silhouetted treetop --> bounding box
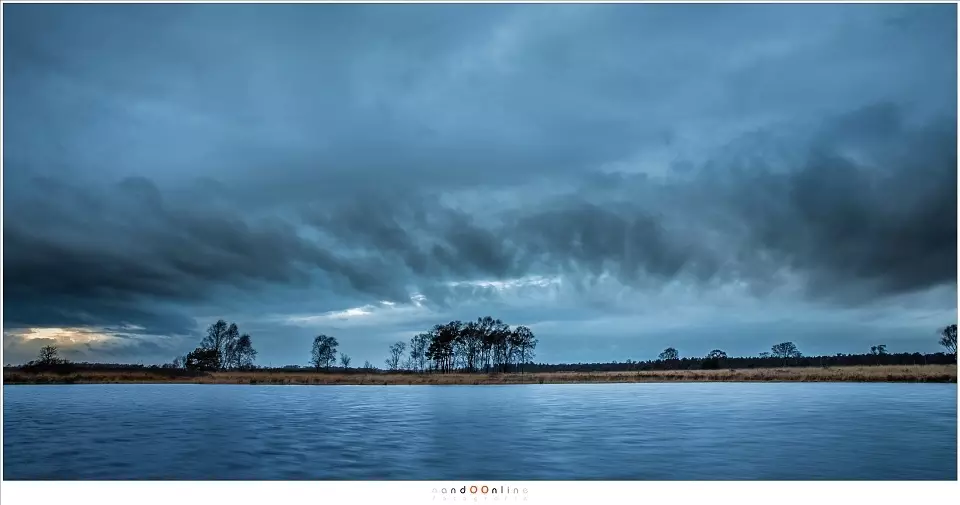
[940,324,957,359]
[311,334,339,370]
[658,347,679,361]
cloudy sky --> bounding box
[2,3,957,367]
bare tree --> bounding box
[474,317,495,371]
[225,334,258,369]
[491,320,512,373]
[940,324,957,359]
[221,324,241,369]
[386,341,406,371]
[509,326,538,374]
[339,353,352,368]
[408,333,430,372]
[426,322,460,373]
[771,342,801,365]
[200,320,239,370]
[310,335,339,371]
[459,322,482,372]
[37,345,63,365]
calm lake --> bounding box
[3,383,956,480]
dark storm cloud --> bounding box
[724,106,957,302]
[301,195,525,281]
[3,107,955,335]
[2,175,414,333]
[2,3,956,363]
[295,104,956,302]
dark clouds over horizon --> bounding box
[3,3,957,366]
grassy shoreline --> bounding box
[3,365,956,385]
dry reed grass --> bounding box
[4,365,955,385]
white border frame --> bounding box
[0,1,957,503]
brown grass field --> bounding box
[3,364,956,385]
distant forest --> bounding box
[11,321,957,375]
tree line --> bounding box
[301,323,953,373]
[524,328,957,373]
[16,322,956,374]
[521,351,957,373]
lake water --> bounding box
[2,383,956,480]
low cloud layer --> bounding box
[3,3,956,365]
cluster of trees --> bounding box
[389,317,538,373]
[173,320,258,371]
[306,317,538,374]
[306,334,372,371]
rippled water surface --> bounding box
[3,383,956,479]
